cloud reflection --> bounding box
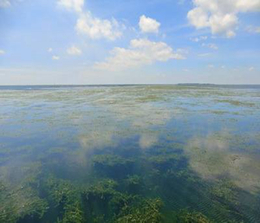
[185,132,260,193]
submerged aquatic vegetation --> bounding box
[91,155,134,179]
[81,179,163,223]
[215,99,255,107]
[172,209,212,223]
[124,175,143,194]
[147,154,185,172]
[0,166,48,223]
[56,202,84,223]
[82,179,128,222]
[0,85,260,222]
[116,198,163,223]
[210,180,239,206]
[0,183,48,223]
[185,132,260,193]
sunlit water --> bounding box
[0,85,260,223]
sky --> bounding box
[0,0,260,85]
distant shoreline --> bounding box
[0,84,260,91]
[0,84,260,87]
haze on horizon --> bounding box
[0,0,260,85]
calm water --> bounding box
[0,85,260,223]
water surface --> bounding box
[0,85,260,222]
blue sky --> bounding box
[0,0,260,85]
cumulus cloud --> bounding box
[0,0,11,7]
[187,0,260,38]
[52,55,60,60]
[48,48,53,53]
[139,15,161,33]
[0,49,5,55]
[246,25,260,33]
[202,43,218,50]
[58,0,123,41]
[190,36,208,42]
[94,38,185,71]
[58,0,84,12]
[76,12,123,40]
[67,46,82,55]
[198,53,211,57]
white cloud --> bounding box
[249,67,255,71]
[0,0,11,8]
[176,48,189,56]
[190,36,208,42]
[202,43,218,50]
[52,55,60,60]
[187,0,260,38]
[76,12,123,40]
[0,49,5,55]
[198,53,211,57]
[58,0,84,12]
[246,25,260,34]
[94,38,185,71]
[67,46,82,55]
[139,15,161,33]
[58,0,123,41]
[48,48,53,53]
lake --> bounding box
[0,85,260,223]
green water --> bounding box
[0,85,260,223]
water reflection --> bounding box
[0,85,260,223]
[139,132,158,149]
[186,131,260,193]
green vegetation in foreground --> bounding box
[1,141,258,223]
[1,86,260,223]
[171,209,212,223]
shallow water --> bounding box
[0,85,260,223]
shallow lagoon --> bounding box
[0,85,260,223]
